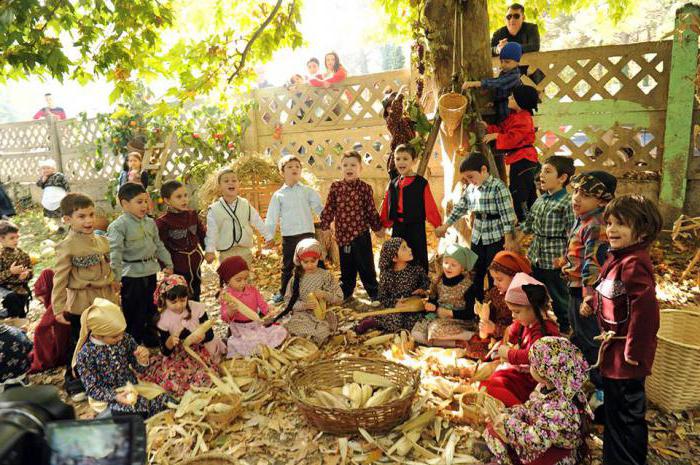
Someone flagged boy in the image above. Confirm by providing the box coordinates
[0,221,32,318]
[53,193,119,400]
[36,158,70,231]
[320,151,384,304]
[157,180,206,301]
[379,144,442,273]
[517,156,575,333]
[590,195,662,465]
[108,183,173,346]
[265,155,323,304]
[435,152,517,302]
[562,170,616,387]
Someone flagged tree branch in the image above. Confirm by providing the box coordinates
[226,0,284,84]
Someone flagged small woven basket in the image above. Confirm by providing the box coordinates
[180,453,238,465]
[647,309,700,411]
[205,393,242,427]
[220,359,258,378]
[288,357,420,435]
[438,92,468,136]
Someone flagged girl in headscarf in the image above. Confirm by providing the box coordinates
[0,324,32,390]
[484,336,593,465]
[73,298,171,417]
[29,269,71,372]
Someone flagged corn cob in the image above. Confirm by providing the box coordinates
[352,371,395,388]
[183,319,214,347]
[364,386,397,407]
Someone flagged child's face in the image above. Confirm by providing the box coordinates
[228,270,249,291]
[394,240,414,264]
[341,157,362,181]
[325,53,336,70]
[0,232,19,249]
[442,257,464,278]
[460,166,489,186]
[165,186,190,211]
[127,155,142,171]
[606,214,636,250]
[489,269,513,294]
[394,151,416,176]
[500,59,518,71]
[507,302,536,325]
[507,95,520,111]
[94,332,124,345]
[41,166,56,178]
[120,193,150,218]
[307,61,319,75]
[282,161,302,184]
[572,188,605,217]
[301,257,320,272]
[539,163,567,193]
[529,365,549,386]
[165,295,188,314]
[219,173,240,199]
[65,206,96,234]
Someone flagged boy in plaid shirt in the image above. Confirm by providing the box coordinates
[436,152,517,302]
[517,156,575,333]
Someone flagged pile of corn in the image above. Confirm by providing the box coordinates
[304,371,412,410]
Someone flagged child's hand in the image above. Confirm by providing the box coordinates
[624,356,639,366]
[479,319,496,336]
[482,133,498,143]
[477,120,488,130]
[9,262,25,275]
[434,224,448,238]
[189,332,204,345]
[462,81,481,90]
[204,252,216,264]
[437,307,453,319]
[313,290,329,301]
[411,288,427,296]
[115,391,133,406]
[166,335,180,350]
[19,270,31,281]
[162,267,174,276]
[55,312,70,325]
[579,301,594,317]
[134,346,150,365]
[497,344,510,360]
[424,302,437,312]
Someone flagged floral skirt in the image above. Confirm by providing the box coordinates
[141,345,218,398]
[226,321,288,358]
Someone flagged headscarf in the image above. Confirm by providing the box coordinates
[217,256,249,287]
[72,298,126,368]
[33,269,55,304]
[505,272,545,306]
[153,274,188,307]
[529,336,593,417]
[571,171,617,201]
[293,238,323,266]
[379,237,404,272]
[489,250,532,277]
[444,243,478,272]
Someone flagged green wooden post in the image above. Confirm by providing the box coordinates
[659,3,700,224]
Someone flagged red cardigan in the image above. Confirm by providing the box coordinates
[486,109,538,165]
[593,244,659,379]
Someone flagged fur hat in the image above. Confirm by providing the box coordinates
[217,256,249,286]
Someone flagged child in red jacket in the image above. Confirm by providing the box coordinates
[588,194,663,465]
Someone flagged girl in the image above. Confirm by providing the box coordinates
[217,256,287,357]
[73,298,171,417]
[356,238,429,334]
[411,243,478,347]
[29,269,71,373]
[145,275,225,397]
[484,337,593,465]
[118,152,149,188]
[309,52,347,88]
[279,238,342,345]
[480,273,560,407]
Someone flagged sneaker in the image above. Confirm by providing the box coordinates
[65,376,86,400]
[271,293,284,304]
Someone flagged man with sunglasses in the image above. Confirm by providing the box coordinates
[490,3,541,57]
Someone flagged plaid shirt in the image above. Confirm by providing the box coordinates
[520,189,574,270]
[446,175,517,245]
[562,207,609,299]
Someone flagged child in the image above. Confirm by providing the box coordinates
[319,151,384,303]
[156,180,207,301]
[382,88,415,179]
[357,238,430,334]
[145,275,225,397]
[73,298,171,418]
[482,85,540,222]
[53,193,119,400]
[278,238,342,345]
[265,155,323,304]
[108,183,174,347]
[217,256,287,357]
[0,323,32,390]
[0,221,32,318]
[484,337,593,465]
[36,158,70,227]
[435,152,518,303]
[204,168,269,266]
[379,144,442,273]
[480,273,560,407]
[590,195,662,465]
[29,269,71,373]
[562,170,616,388]
[411,243,478,347]
[118,152,149,188]
[518,156,576,333]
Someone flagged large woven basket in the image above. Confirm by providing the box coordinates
[647,309,700,411]
[288,357,420,435]
[438,92,468,136]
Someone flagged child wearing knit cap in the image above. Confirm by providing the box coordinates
[217,256,287,357]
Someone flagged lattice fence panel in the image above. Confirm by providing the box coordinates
[57,118,104,150]
[0,120,52,153]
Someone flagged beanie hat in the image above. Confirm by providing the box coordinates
[500,42,522,62]
[489,251,532,276]
[293,238,323,266]
[459,152,489,173]
[505,272,545,305]
[512,85,539,114]
[571,171,617,201]
[217,256,249,287]
[444,243,478,272]
[39,159,57,170]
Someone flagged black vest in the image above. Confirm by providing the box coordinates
[387,175,427,224]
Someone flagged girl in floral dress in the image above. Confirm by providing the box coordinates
[484,337,593,465]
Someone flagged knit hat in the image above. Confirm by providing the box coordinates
[72,298,126,367]
[512,85,539,114]
[505,272,545,305]
[38,159,57,170]
[499,42,522,62]
[444,243,478,272]
[379,237,405,271]
[217,256,249,286]
[153,274,188,307]
[293,238,322,266]
[33,268,55,303]
[571,171,617,201]
[489,251,532,277]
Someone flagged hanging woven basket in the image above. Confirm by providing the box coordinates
[438,92,469,137]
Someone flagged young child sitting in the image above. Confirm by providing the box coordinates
[484,337,593,465]
[278,238,342,345]
[29,269,71,373]
[73,298,171,418]
[357,238,430,334]
[144,275,225,397]
[379,144,442,273]
[0,221,32,318]
[0,323,33,391]
[590,195,663,465]
[156,180,207,301]
[217,256,287,357]
[480,273,560,407]
[36,158,70,229]
[118,152,149,188]
[411,243,478,347]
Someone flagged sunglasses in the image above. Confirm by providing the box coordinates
[506,13,521,20]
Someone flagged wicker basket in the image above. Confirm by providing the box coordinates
[288,357,420,435]
[205,393,242,426]
[220,359,258,378]
[438,92,468,137]
[180,453,238,465]
[647,310,700,411]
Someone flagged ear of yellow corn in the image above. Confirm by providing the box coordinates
[133,381,167,400]
[183,319,214,347]
[364,386,397,407]
[363,334,394,346]
[352,371,395,388]
[221,292,261,321]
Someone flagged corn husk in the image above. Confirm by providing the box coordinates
[183,319,214,347]
[221,292,261,321]
[353,297,425,319]
[352,371,395,388]
[307,292,327,320]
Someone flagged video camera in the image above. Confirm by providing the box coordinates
[0,385,146,465]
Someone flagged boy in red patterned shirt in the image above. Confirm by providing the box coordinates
[319,151,384,304]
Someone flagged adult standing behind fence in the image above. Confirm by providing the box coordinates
[490,3,540,57]
[33,93,66,121]
[309,52,347,88]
